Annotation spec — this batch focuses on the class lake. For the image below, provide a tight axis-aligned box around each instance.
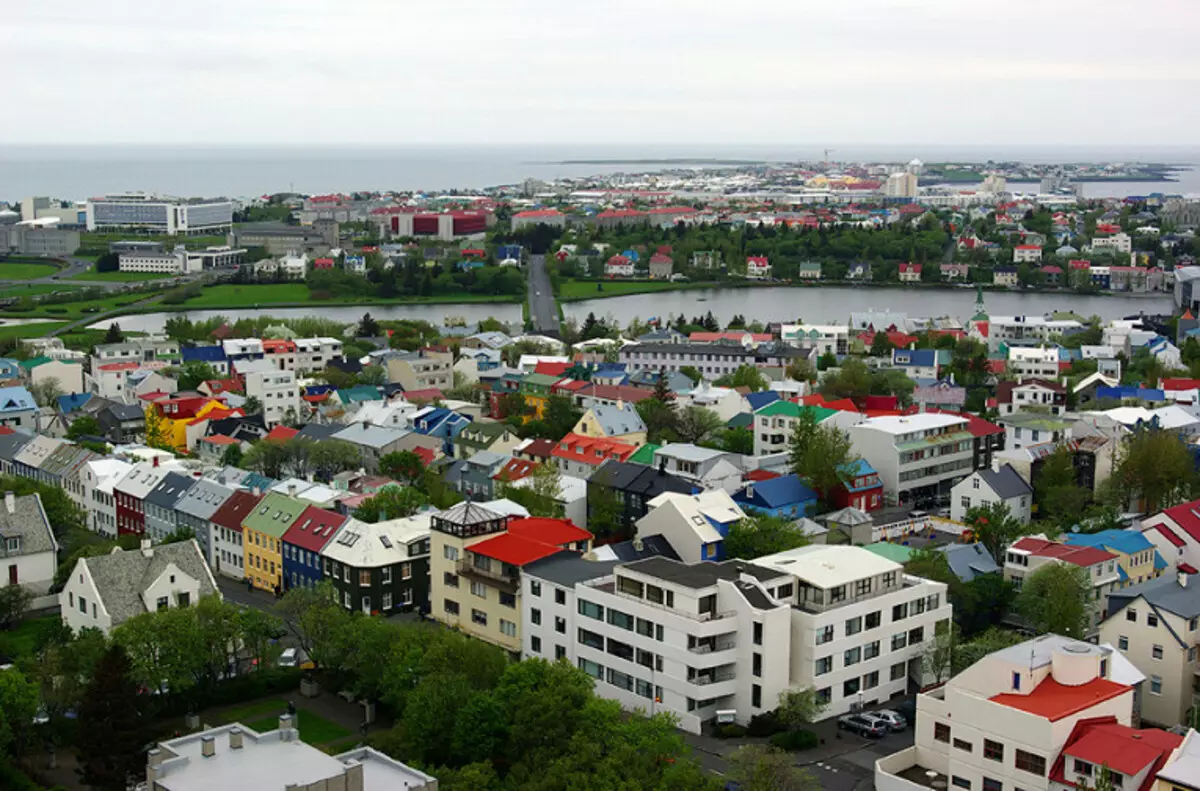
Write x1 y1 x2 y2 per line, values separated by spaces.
89 286 1173 334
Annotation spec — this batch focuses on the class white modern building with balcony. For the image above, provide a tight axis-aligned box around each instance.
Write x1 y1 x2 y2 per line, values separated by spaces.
244 369 299 427
848 414 974 506
523 544 950 734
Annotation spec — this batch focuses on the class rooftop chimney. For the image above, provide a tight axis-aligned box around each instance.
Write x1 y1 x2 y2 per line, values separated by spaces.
140 538 153 558
288 483 297 498
229 727 243 750
3 491 13 514
201 735 215 758
1181 570 1189 589
279 713 295 740
152 456 160 468
252 486 261 497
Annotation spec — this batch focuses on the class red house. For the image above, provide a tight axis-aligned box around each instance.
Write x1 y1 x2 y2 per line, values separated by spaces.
313 258 335 270
829 459 884 512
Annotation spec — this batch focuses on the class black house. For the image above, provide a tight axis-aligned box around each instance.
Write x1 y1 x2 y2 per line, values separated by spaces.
321 515 432 615
587 460 694 535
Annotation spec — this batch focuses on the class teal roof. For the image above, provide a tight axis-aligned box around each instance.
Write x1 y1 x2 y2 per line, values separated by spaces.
338 385 382 405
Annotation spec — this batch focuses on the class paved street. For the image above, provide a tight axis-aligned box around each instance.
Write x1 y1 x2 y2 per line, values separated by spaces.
526 253 559 335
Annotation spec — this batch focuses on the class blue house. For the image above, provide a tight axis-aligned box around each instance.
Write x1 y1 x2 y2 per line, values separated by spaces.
744 391 780 412
733 474 818 519
1064 528 1167 586
181 345 230 375
622 249 640 263
57 392 94 415
281 506 347 591
0 386 37 430
410 406 472 454
0 358 22 380
497 244 523 261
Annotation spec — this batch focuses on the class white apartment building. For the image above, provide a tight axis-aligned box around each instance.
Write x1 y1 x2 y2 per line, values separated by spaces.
1005 536 1120 634
847 414 974 506
86 193 233 235
885 172 919 199
1092 232 1132 254
385 350 453 391
1014 245 1044 263
524 545 950 734
876 635 1138 791
295 337 344 373
118 246 198 275
254 252 308 280
92 338 180 366
1007 346 1062 379
780 324 850 356
244 369 299 427
988 316 1082 351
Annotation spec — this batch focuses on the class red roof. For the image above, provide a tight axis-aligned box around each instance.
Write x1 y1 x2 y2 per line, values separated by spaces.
649 253 672 264
1054 718 1182 783
0 426 13 437
550 433 636 466
1148 523 1187 548
1155 499 1200 544
404 387 444 402
199 434 237 446
1015 244 1041 250
1181 562 1199 574
1040 265 1063 274
689 331 772 343
514 209 564 219
744 469 781 482
264 425 299 443
210 490 263 532
919 409 1003 437
567 384 653 404
495 458 538 482
262 339 296 353
203 378 242 394
606 255 632 266
412 446 436 466
898 263 922 274
467 532 565 567
596 209 646 219
747 256 769 266
990 676 1129 721
1069 259 1092 269
508 516 592 546
534 361 572 377
97 361 140 372
1010 537 1115 567
1162 378 1200 392
518 438 556 459
281 506 347 552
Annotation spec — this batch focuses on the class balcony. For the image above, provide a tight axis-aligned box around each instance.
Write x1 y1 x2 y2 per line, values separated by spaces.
456 558 518 594
688 635 737 655
582 578 737 623
687 665 736 686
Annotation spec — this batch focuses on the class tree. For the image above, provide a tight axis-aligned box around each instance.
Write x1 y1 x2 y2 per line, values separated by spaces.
675 405 725 444
922 619 959 684
1110 429 1197 513
357 312 381 337
636 397 679 445
708 426 754 455
776 687 826 730
587 479 626 542
727 744 819 791
358 365 387 386
953 572 1017 637
724 514 810 560
0 584 33 631
104 322 124 344
353 486 429 522
904 547 958 587
0 666 38 758
162 526 196 544
1015 562 1092 638
787 408 858 507
818 357 872 401
27 378 63 408
951 627 1025 675
310 440 362 481
870 331 894 357
66 414 102 440
1035 445 1090 526
142 406 172 451
274 583 348 670
220 442 243 467
243 395 263 415
242 438 289 478
964 501 1027 562
176 361 218 391
0 475 85 539
544 394 583 440
1078 765 1116 791
379 450 425 484
785 358 815 383
715 364 769 392
76 644 151 791
679 365 703 385
503 462 563 518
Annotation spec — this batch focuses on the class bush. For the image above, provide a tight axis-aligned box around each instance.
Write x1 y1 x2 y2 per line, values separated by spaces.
770 729 819 751
713 723 747 739
746 709 786 737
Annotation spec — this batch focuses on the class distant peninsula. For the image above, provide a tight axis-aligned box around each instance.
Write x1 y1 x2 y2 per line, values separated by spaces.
553 158 769 166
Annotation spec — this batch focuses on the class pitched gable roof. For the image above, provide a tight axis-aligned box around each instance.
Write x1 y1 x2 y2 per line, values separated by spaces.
81 540 218 625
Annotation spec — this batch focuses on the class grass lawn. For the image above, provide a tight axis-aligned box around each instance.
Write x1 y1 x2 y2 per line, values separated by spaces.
217 698 351 746
0 321 68 342
0 616 62 661
558 278 712 300
68 270 172 283
220 698 298 723
0 284 79 299
0 261 59 280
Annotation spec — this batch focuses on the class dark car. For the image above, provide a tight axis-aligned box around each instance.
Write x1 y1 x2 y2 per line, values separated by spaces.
837 713 888 738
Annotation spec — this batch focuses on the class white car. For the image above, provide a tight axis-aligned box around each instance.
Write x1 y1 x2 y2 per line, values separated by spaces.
871 710 908 731
278 648 299 667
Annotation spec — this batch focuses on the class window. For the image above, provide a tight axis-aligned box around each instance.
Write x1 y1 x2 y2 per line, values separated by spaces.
1151 675 1163 694
499 619 517 638
954 738 973 753
531 635 542 653
607 609 634 630
845 616 862 636
1015 749 1046 776
815 656 833 676
555 645 566 660
1153 644 1164 659
752 684 762 708
471 609 488 626
934 722 951 743
863 671 879 689
443 598 459 615
1118 635 1129 650
531 608 542 626
855 578 871 596
1149 614 1159 627
952 777 971 790
891 662 906 681
984 739 1004 762
579 600 604 620
606 638 634 661
752 653 762 677
882 571 897 588
816 625 834 645
753 622 763 645
578 658 602 679
892 602 908 621
636 618 655 638
443 545 458 561
500 591 516 608
1190 646 1197 663
843 677 860 697
844 647 862 666
982 779 1001 791
865 611 881 629
892 633 908 651
909 626 924 644
555 616 566 634
531 580 542 596
864 641 880 660
470 580 487 599
1074 759 1093 776
578 628 604 649
156 596 169 611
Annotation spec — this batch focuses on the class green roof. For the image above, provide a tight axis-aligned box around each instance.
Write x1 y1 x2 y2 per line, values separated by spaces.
338 385 382 405
756 401 837 422
242 492 304 538
19 356 53 370
862 542 913 563
895 429 974 452
999 413 1072 430
522 373 563 388
628 443 661 466
726 412 753 429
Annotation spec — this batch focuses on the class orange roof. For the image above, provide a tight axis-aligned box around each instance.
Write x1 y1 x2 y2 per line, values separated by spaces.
550 433 637 466
264 425 299 442
507 516 592 546
200 434 237 446
990 676 1129 721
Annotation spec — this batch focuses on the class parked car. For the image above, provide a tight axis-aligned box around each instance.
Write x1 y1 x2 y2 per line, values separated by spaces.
872 709 908 731
837 713 888 738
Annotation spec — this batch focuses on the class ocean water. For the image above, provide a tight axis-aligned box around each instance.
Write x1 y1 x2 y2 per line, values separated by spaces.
2 144 1198 200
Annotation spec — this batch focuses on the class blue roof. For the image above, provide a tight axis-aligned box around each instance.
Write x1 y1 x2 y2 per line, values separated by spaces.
57 393 93 414
745 391 781 411
937 543 1000 583
737 474 817 509
0 358 20 376
239 471 275 491
893 349 937 367
181 345 228 363
305 384 336 396
1155 551 1168 570
1064 528 1155 556
0 386 35 413
1095 386 1165 402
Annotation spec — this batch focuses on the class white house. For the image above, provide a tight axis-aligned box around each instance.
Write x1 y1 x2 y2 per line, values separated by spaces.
59 538 219 635
243 369 299 427
1013 244 1043 263
81 458 133 538
950 464 1033 525
0 492 58 594
1007 346 1062 379
679 383 748 422
780 324 849 356
875 635 1147 791
1005 536 1120 634
847 413 974 506
634 489 745 564
651 444 744 493
745 256 772 280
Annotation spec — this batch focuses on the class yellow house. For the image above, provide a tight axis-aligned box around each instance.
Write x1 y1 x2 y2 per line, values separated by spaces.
145 396 239 452
1063 529 1164 589
571 401 647 447
519 373 561 422
241 492 303 593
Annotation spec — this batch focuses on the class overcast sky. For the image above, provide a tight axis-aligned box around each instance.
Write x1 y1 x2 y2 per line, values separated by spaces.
5 0 1199 146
